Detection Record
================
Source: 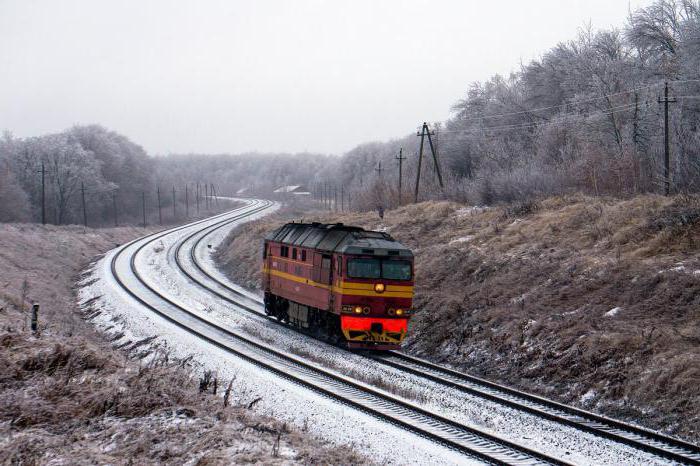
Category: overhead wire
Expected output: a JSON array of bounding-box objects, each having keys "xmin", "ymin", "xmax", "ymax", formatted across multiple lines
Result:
[
  {"xmin": 452, "ymin": 82, "xmax": 664, "ymax": 123},
  {"xmin": 442, "ymin": 102, "xmax": 645, "ymax": 137}
]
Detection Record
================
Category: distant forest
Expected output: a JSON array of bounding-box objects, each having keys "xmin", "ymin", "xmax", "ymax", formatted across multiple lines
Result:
[{"xmin": 1, "ymin": 0, "xmax": 699, "ymax": 224}]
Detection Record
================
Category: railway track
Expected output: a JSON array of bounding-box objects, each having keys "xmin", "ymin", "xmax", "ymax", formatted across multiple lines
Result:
[
  {"xmin": 170, "ymin": 201, "xmax": 700, "ymax": 466},
  {"xmin": 108, "ymin": 200, "xmax": 570, "ymax": 465}
]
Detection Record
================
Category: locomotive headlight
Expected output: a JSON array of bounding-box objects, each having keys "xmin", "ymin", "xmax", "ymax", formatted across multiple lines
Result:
[
  {"xmin": 396, "ymin": 309, "xmax": 404, "ymax": 316},
  {"xmin": 374, "ymin": 283, "xmax": 385, "ymax": 293},
  {"xmin": 354, "ymin": 306, "xmax": 363, "ymax": 314}
]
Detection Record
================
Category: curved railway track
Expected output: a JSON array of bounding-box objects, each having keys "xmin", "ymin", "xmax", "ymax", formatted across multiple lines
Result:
[
  {"xmin": 167, "ymin": 200, "xmax": 700, "ymax": 466},
  {"xmin": 98, "ymin": 199, "xmax": 700, "ymax": 464},
  {"xmin": 108, "ymin": 200, "xmax": 569, "ymax": 466}
]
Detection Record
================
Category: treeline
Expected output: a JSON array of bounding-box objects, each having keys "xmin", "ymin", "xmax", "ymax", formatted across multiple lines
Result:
[
  {"xmin": 0, "ymin": 126, "xmax": 330, "ymax": 225},
  {"xmin": 0, "ymin": 126, "xmax": 153, "ymax": 224},
  {"xmin": 334, "ymin": 0, "xmax": 700, "ymax": 209},
  {"xmin": 2, "ymin": 0, "xmax": 699, "ymax": 224}
]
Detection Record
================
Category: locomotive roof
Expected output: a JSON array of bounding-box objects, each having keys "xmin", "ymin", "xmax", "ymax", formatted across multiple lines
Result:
[{"xmin": 265, "ymin": 222, "xmax": 413, "ymax": 257}]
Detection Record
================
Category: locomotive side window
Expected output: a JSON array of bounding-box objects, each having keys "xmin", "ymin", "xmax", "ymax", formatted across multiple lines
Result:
[
  {"xmin": 292, "ymin": 248, "xmax": 297, "ymax": 260},
  {"xmin": 347, "ymin": 258, "xmax": 381, "ymax": 279},
  {"xmin": 320, "ymin": 255, "xmax": 332, "ymax": 284},
  {"xmin": 382, "ymin": 260, "xmax": 412, "ymax": 280},
  {"xmin": 281, "ymin": 245, "xmax": 289, "ymax": 257},
  {"xmin": 301, "ymin": 250, "xmax": 307, "ymax": 262}
]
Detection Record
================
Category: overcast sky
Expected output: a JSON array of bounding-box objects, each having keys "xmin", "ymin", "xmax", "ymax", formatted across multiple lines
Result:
[{"xmin": 1, "ymin": 0, "xmax": 649, "ymax": 156}]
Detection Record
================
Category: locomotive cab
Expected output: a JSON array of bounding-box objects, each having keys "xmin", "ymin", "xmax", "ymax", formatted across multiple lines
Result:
[
  {"xmin": 335, "ymin": 241, "xmax": 414, "ymax": 348},
  {"xmin": 262, "ymin": 222, "xmax": 414, "ymax": 350}
]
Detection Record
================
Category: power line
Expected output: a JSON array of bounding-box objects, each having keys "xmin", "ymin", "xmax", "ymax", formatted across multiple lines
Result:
[
  {"xmin": 452, "ymin": 82, "xmax": 663, "ymax": 123},
  {"xmin": 444, "ymin": 102, "xmax": 643, "ymax": 136}
]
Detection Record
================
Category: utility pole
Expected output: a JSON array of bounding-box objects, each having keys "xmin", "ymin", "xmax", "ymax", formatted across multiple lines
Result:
[
  {"xmin": 658, "ymin": 81, "xmax": 677, "ymax": 195},
  {"xmin": 142, "ymin": 191, "xmax": 146, "ymax": 228},
  {"xmin": 334, "ymin": 186, "xmax": 338, "ymax": 212},
  {"xmin": 81, "ymin": 182, "xmax": 87, "ymax": 227},
  {"xmin": 196, "ymin": 183, "xmax": 200, "ymax": 215},
  {"xmin": 205, "ymin": 183, "xmax": 209, "ymax": 210},
  {"xmin": 112, "ymin": 191, "xmax": 118, "ymax": 226},
  {"xmin": 396, "ymin": 148, "xmax": 405, "ymax": 205},
  {"xmin": 375, "ymin": 161, "xmax": 383, "ymax": 178},
  {"xmin": 414, "ymin": 122, "xmax": 445, "ymax": 202},
  {"xmin": 415, "ymin": 124, "xmax": 426, "ymax": 203},
  {"xmin": 156, "ymin": 185, "xmax": 162, "ymax": 225},
  {"xmin": 185, "ymin": 184, "xmax": 189, "ymax": 218},
  {"xmin": 40, "ymin": 163, "xmax": 46, "ymax": 225},
  {"xmin": 341, "ymin": 185, "xmax": 344, "ymax": 212},
  {"xmin": 425, "ymin": 126, "xmax": 444, "ymax": 190},
  {"xmin": 211, "ymin": 184, "xmax": 218, "ymax": 207},
  {"xmin": 172, "ymin": 186, "xmax": 176, "ymax": 220}
]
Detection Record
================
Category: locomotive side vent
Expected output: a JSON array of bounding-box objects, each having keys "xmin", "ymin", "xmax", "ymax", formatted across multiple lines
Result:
[
  {"xmin": 388, "ymin": 250, "xmax": 399, "ymax": 255},
  {"xmin": 362, "ymin": 249, "xmax": 374, "ymax": 254}
]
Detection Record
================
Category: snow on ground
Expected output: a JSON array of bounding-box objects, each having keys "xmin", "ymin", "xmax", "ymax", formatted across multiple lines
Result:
[
  {"xmin": 449, "ymin": 235, "xmax": 474, "ymax": 244},
  {"xmin": 605, "ymin": 307, "xmax": 622, "ymax": 317},
  {"xmin": 79, "ymin": 198, "xmax": 667, "ymax": 465},
  {"xmin": 80, "ymin": 200, "xmax": 473, "ymax": 465}
]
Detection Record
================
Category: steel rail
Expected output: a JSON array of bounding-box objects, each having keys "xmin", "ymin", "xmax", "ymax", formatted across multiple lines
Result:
[
  {"xmin": 182, "ymin": 207, "xmax": 700, "ymax": 466},
  {"xmin": 108, "ymin": 201, "xmax": 570, "ymax": 466}
]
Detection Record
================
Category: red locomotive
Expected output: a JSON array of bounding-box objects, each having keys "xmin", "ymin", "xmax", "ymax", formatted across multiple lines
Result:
[{"xmin": 262, "ymin": 222, "xmax": 414, "ymax": 350}]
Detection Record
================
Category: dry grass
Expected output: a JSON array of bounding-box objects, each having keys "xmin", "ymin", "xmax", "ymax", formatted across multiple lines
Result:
[
  {"xmin": 0, "ymin": 222, "xmax": 369, "ymax": 465},
  {"xmin": 216, "ymin": 194, "xmax": 700, "ymax": 442}
]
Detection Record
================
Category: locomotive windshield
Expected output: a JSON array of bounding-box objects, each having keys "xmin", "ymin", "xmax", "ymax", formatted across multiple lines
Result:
[
  {"xmin": 347, "ymin": 258, "xmax": 381, "ymax": 278},
  {"xmin": 347, "ymin": 258, "xmax": 412, "ymax": 280},
  {"xmin": 382, "ymin": 260, "xmax": 412, "ymax": 280}
]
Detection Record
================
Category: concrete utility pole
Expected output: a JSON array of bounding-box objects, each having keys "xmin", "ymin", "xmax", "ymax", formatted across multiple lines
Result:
[
  {"xmin": 40, "ymin": 163, "xmax": 46, "ymax": 225},
  {"xmin": 375, "ymin": 161, "xmax": 383, "ymax": 178},
  {"xmin": 341, "ymin": 185, "xmax": 344, "ymax": 212},
  {"xmin": 185, "ymin": 184, "xmax": 189, "ymax": 218},
  {"xmin": 414, "ymin": 122, "xmax": 445, "ymax": 203},
  {"xmin": 396, "ymin": 148, "xmax": 405, "ymax": 205},
  {"xmin": 156, "ymin": 185, "xmax": 162, "ymax": 225},
  {"xmin": 112, "ymin": 191, "xmax": 118, "ymax": 226},
  {"xmin": 142, "ymin": 191, "xmax": 146, "ymax": 227},
  {"xmin": 172, "ymin": 186, "xmax": 176, "ymax": 220},
  {"xmin": 658, "ymin": 82, "xmax": 677, "ymax": 195},
  {"xmin": 81, "ymin": 182, "xmax": 87, "ymax": 227},
  {"xmin": 196, "ymin": 183, "xmax": 200, "ymax": 214},
  {"xmin": 211, "ymin": 184, "xmax": 218, "ymax": 207},
  {"xmin": 414, "ymin": 124, "xmax": 426, "ymax": 203}
]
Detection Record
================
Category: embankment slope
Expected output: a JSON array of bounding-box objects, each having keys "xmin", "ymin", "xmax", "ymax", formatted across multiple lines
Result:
[{"xmin": 215, "ymin": 194, "xmax": 700, "ymax": 442}]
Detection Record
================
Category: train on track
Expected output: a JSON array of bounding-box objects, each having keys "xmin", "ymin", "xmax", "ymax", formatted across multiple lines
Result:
[{"xmin": 262, "ymin": 222, "xmax": 414, "ymax": 350}]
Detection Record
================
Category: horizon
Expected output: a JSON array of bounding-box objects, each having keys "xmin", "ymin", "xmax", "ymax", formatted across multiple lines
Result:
[{"xmin": 1, "ymin": 0, "xmax": 648, "ymax": 156}]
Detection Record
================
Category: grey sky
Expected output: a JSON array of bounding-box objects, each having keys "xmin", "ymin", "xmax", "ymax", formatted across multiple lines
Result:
[{"xmin": 1, "ymin": 0, "xmax": 648, "ymax": 156}]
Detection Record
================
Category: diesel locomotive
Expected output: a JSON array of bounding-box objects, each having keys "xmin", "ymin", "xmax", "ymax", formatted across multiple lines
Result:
[{"xmin": 262, "ymin": 222, "xmax": 414, "ymax": 350}]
